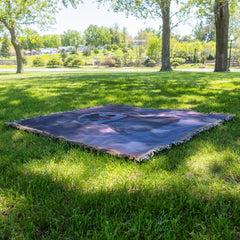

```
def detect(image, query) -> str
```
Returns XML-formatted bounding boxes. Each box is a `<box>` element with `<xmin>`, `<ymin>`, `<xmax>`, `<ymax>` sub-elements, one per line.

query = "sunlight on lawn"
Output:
<box><xmin>0</xmin><ymin>71</ymin><xmax>239</xmax><ymax>239</ymax></box>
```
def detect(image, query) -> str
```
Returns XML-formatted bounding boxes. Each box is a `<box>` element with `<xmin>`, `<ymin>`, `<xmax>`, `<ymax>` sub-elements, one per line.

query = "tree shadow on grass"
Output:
<box><xmin>1</xmin><ymin>143</ymin><xmax>240</xmax><ymax>239</ymax></box>
<box><xmin>1</xmin><ymin>71</ymin><xmax>239</xmax><ymax>169</ymax></box>
<box><xmin>0</xmin><ymin>71</ymin><xmax>240</xmax><ymax>239</ymax></box>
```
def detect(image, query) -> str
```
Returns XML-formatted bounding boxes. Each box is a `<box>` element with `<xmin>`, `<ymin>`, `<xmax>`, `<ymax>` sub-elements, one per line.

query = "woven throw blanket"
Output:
<box><xmin>5</xmin><ymin>104</ymin><xmax>235</xmax><ymax>162</ymax></box>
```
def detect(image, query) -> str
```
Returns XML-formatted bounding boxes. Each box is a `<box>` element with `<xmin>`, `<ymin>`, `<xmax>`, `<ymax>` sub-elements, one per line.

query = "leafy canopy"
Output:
<box><xmin>0</xmin><ymin>0</ymin><xmax>60</xmax><ymax>31</ymax></box>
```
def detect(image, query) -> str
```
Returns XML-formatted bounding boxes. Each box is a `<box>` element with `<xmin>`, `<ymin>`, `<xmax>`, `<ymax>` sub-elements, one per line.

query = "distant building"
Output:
<box><xmin>132</xmin><ymin>40</ymin><xmax>147</xmax><ymax>47</ymax></box>
<box><xmin>39</xmin><ymin>48</ymin><xmax>58</xmax><ymax>54</ymax></box>
<box><xmin>24</xmin><ymin>50</ymin><xmax>41</xmax><ymax>55</ymax></box>
<box><xmin>58</xmin><ymin>46</ymin><xmax>75</xmax><ymax>53</ymax></box>
<box><xmin>78</xmin><ymin>45</ymin><xmax>89</xmax><ymax>52</ymax></box>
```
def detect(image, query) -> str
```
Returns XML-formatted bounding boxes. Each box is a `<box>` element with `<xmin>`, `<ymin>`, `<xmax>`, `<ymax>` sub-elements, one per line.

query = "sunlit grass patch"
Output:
<box><xmin>0</xmin><ymin>71</ymin><xmax>239</xmax><ymax>239</ymax></box>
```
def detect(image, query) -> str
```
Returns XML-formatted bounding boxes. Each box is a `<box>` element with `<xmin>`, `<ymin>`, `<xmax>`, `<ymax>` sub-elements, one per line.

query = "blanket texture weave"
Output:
<box><xmin>5</xmin><ymin>104</ymin><xmax>235</xmax><ymax>161</ymax></box>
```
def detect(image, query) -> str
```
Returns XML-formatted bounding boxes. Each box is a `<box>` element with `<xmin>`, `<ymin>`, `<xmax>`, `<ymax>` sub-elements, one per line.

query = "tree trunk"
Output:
<box><xmin>214</xmin><ymin>0</ymin><xmax>229</xmax><ymax>72</ymax></box>
<box><xmin>160</xmin><ymin>0</ymin><xmax>172</xmax><ymax>71</ymax></box>
<box><xmin>9</xmin><ymin>27</ymin><xmax>24</xmax><ymax>73</ymax></box>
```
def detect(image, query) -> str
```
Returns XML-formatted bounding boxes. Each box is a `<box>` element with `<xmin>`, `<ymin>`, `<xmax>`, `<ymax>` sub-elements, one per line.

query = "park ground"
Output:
<box><xmin>0</xmin><ymin>71</ymin><xmax>240</xmax><ymax>239</ymax></box>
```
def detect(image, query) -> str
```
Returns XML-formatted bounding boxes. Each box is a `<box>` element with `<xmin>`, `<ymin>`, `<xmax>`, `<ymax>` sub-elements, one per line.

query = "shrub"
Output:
<box><xmin>60</xmin><ymin>49</ymin><xmax>68</xmax><ymax>60</ymax></box>
<box><xmin>114</xmin><ymin>49</ymin><xmax>124</xmax><ymax>55</ymax></box>
<box><xmin>123</xmin><ymin>53</ymin><xmax>130</xmax><ymax>67</ymax></box>
<box><xmin>47</xmin><ymin>57</ymin><xmax>62</xmax><ymax>68</ymax></box>
<box><xmin>170</xmin><ymin>58</ymin><xmax>185</xmax><ymax>65</ymax></box>
<box><xmin>22</xmin><ymin>56</ymin><xmax>28</xmax><ymax>65</ymax></box>
<box><xmin>103</xmin><ymin>49</ymin><xmax>108</xmax><ymax>55</ymax></box>
<box><xmin>112</xmin><ymin>44</ymin><xmax>119</xmax><ymax>51</ymax></box>
<box><xmin>200</xmin><ymin>56</ymin><xmax>207</xmax><ymax>64</ymax></box>
<box><xmin>171</xmin><ymin>62</ymin><xmax>180</xmax><ymax>68</ymax></box>
<box><xmin>112</xmin><ymin>55</ymin><xmax>123</xmax><ymax>67</ymax></box>
<box><xmin>94</xmin><ymin>48</ymin><xmax>99</xmax><ymax>54</ymax></box>
<box><xmin>133</xmin><ymin>58</ymin><xmax>143</xmax><ymax>67</ymax></box>
<box><xmin>129</xmin><ymin>43</ymin><xmax>134</xmax><ymax>50</ymax></box>
<box><xmin>33</xmin><ymin>56</ymin><xmax>45</xmax><ymax>67</ymax></box>
<box><xmin>94</xmin><ymin>58</ymin><xmax>101</xmax><ymax>66</ymax></box>
<box><xmin>70</xmin><ymin>48</ymin><xmax>78</xmax><ymax>55</ymax></box>
<box><xmin>64</xmin><ymin>56</ymin><xmax>75</xmax><ymax>66</ymax></box>
<box><xmin>82</xmin><ymin>49</ymin><xmax>91</xmax><ymax>57</ymax></box>
<box><xmin>106</xmin><ymin>45</ymin><xmax>112</xmax><ymax>51</ymax></box>
<box><xmin>144</xmin><ymin>58</ymin><xmax>156</xmax><ymax>67</ymax></box>
<box><xmin>71</xmin><ymin>57</ymin><xmax>83</xmax><ymax>67</ymax></box>
<box><xmin>122</xmin><ymin>47</ymin><xmax>128</xmax><ymax>53</ymax></box>
<box><xmin>102</xmin><ymin>57</ymin><xmax>116</xmax><ymax>67</ymax></box>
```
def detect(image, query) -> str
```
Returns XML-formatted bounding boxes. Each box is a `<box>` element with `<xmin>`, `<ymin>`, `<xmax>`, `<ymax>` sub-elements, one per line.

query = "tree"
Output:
<box><xmin>96</xmin><ymin>0</ymin><xmax>177</xmax><ymax>71</ymax></box>
<box><xmin>214</xmin><ymin>0</ymin><xmax>229</xmax><ymax>71</ymax></box>
<box><xmin>84</xmin><ymin>25</ymin><xmax>111</xmax><ymax>47</ymax></box>
<box><xmin>0</xmin><ymin>0</ymin><xmax>82</xmax><ymax>73</ymax></box>
<box><xmin>109</xmin><ymin>24</ymin><xmax>121</xmax><ymax>45</ymax></box>
<box><xmin>159</xmin><ymin>0</ymin><xmax>172</xmax><ymax>71</ymax></box>
<box><xmin>134</xmin><ymin>28</ymin><xmax>154</xmax><ymax>44</ymax></box>
<box><xmin>40</xmin><ymin>34</ymin><xmax>61</xmax><ymax>48</ymax></box>
<box><xmin>146</xmin><ymin>36</ymin><xmax>162</xmax><ymax>63</ymax></box>
<box><xmin>0</xmin><ymin>0</ymin><xmax>60</xmax><ymax>73</ymax></box>
<box><xmin>229</xmin><ymin>5</ymin><xmax>240</xmax><ymax>40</ymax></box>
<box><xmin>61</xmin><ymin>30</ymin><xmax>83</xmax><ymax>49</ymax></box>
<box><xmin>121</xmin><ymin>27</ymin><xmax>129</xmax><ymax>44</ymax></box>
<box><xmin>188</xmin><ymin>0</ymin><xmax>239</xmax><ymax>72</ymax></box>
<box><xmin>193</xmin><ymin>21</ymin><xmax>215</xmax><ymax>42</ymax></box>
<box><xmin>20</xmin><ymin>29</ymin><xmax>42</xmax><ymax>51</ymax></box>
<box><xmin>1</xmin><ymin>36</ymin><xmax>11</xmax><ymax>59</ymax></box>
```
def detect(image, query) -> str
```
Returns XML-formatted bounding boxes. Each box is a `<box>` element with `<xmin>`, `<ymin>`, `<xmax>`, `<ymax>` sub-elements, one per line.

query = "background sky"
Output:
<box><xmin>41</xmin><ymin>1</ymin><xmax>195</xmax><ymax>37</ymax></box>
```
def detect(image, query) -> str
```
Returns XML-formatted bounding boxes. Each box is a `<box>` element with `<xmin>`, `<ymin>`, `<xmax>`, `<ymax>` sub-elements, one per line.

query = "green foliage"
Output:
<box><xmin>84</xmin><ymin>25</ymin><xmax>111</xmax><ymax>47</ymax></box>
<box><xmin>40</xmin><ymin>34</ymin><xmax>61</xmax><ymax>48</ymax></box>
<box><xmin>64</xmin><ymin>55</ymin><xmax>76</xmax><ymax>66</ymax></box>
<box><xmin>70</xmin><ymin>48</ymin><xmax>78</xmax><ymax>55</ymax></box>
<box><xmin>60</xmin><ymin>49</ymin><xmax>68</xmax><ymax>60</ymax></box>
<box><xmin>135</xmin><ymin>45</ymin><xmax>146</xmax><ymax>59</ymax></box>
<box><xmin>229</xmin><ymin>5</ymin><xmax>240</xmax><ymax>41</ymax></box>
<box><xmin>47</xmin><ymin>57</ymin><xmax>63</xmax><ymax>68</ymax></box>
<box><xmin>93</xmin><ymin>48</ymin><xmax>100</xmax><ymax>54</ymax></box>
<box><xmin>135</xmin><ymin>28</ymin><xmax>154</xmax><ymax>42</ymax></box>
<box><xmin>94</xmin><ymin>58</ymin><xmax>101</xmax><ymax>66</ymax></box>
<box><xmin>102</xmin><ymin>57</ymin><xmax>116</xmax><ymax>67</ymax></box>
<box><xmin>171</xmin><ymin>39</ymin><xmax>216</xmax><ymax>62</ymax></box>
<box><xmin>171</xmin><ymin>62</ymin><xmax>180</xmax><ymax>68</ymax></box>
<box><xmin>0</xmin><ymin>0</ymin><xmax>59</xmax><ymax>32</ymax></box>
<box><xmin>33</xmin><ymin>56</ymin><xmax>45</xmax><ymax>67</ymax></box>
<box><xmin>19</xmin><ymin>29</ymin><xmax>42</xmax><ymax>51</ymax></box>
<box><xmin>123</xmin><ymin>53</ymin><xmax>131</xmax><ymax>66</ymax></box>
<box><xmin>82</xmin><ymin>49</ymin><xmax>91</xmax><ymax>57</ymax></box>
<box><xmin>0</xmin><ymin>37</ymin><xmax>11</xmax><ymax>59</ymax></box>
<box><xmin>170</xmin><ymin>58</ymin><xmax>186</xmax><ymax>65</ymax></box>
<box><xmin>146</xmin><ymin>36</ymin><xmax>161</xmax><ymax>63</ymax></box>
<box><xmin>22</xmin><ymin>56</ymin><xmax>28</xmax><ymax>65</ymax></box>
<box><xmin>0</xmin><ymin>72</ymin><xmax>240</xmax><ymax>239</ymax></box>
<box><xmin>64</xmin><ymin>55</ymin><xmax>83</xmax><ymax>67</ymax></box>
<box><xmin>122</xmin><ymin>47</ymin><xmax>128</xmax><ymax>53</ymax></box>
<box><xmin>112</xmin><ymin>43</ymin><xmax>119</xmax><ymax>51</ymax></box>
<box><xmin>121</xmin><ymin>27</ymin><xmax>128</xmax><ymax>44</ymax></box>
<box><xmin>144</xmin><ymin>58</ymin><xmax>157</xmax><ymax>67</ymax></box>
<box><xmin>71</xmin><ymin>57</ymin><xmax>83</xmax><ymax>67</ymax></box>
<box><xmin>133</xmin><ymin>58</ymin><xmax>144</xmax><ymax>67</ymax></box>
<box><xmin>103</xmin><ymin>49</ymin><xmax>108</xmax><ymax>55</ymax></box>
<box><xmin>193</xmin><ymin>49</ymin><xmax>199</xmax><ymax>63</ymax></box>
<box><xmin>112</xmin><ymin>55</ymin><xmax>124</xmax><ymax>67</ymax></box>
<box><xmin>106</xmin><ymin>44</ymin><xmax>112</xmax><ymax>51</ymax></box>
<box><xmin>61</xmin><ymin>30</ymin><xmax>83</xmax><ymax>49</ymax></box>
<box><xmin>114</xmin><ymin>49</ymin><xmax>124</xmax><ymax>55</ymax></box>
<box><xmin>109</xmin><ymin>24</ymin><xmax>121</xmax><ymax>45</ymax></box>
<box><xmin>193</xmin><ymin>21</ymin><xmax>215</xmax><ymax>42</ymax></box>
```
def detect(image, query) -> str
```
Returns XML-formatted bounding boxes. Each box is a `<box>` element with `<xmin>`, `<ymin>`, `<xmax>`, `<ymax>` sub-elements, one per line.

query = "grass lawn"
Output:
<box><xmin>0</xmin><ymin>71</ymin><xmax>239</xmax><ymax>239</ymax></box>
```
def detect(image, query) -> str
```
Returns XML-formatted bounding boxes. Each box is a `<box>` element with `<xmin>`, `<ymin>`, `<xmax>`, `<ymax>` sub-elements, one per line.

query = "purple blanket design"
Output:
<box><xmin>5</xmin><ymin>104</ymin><xmax>235</xmax><ymax>162</ymax></box>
